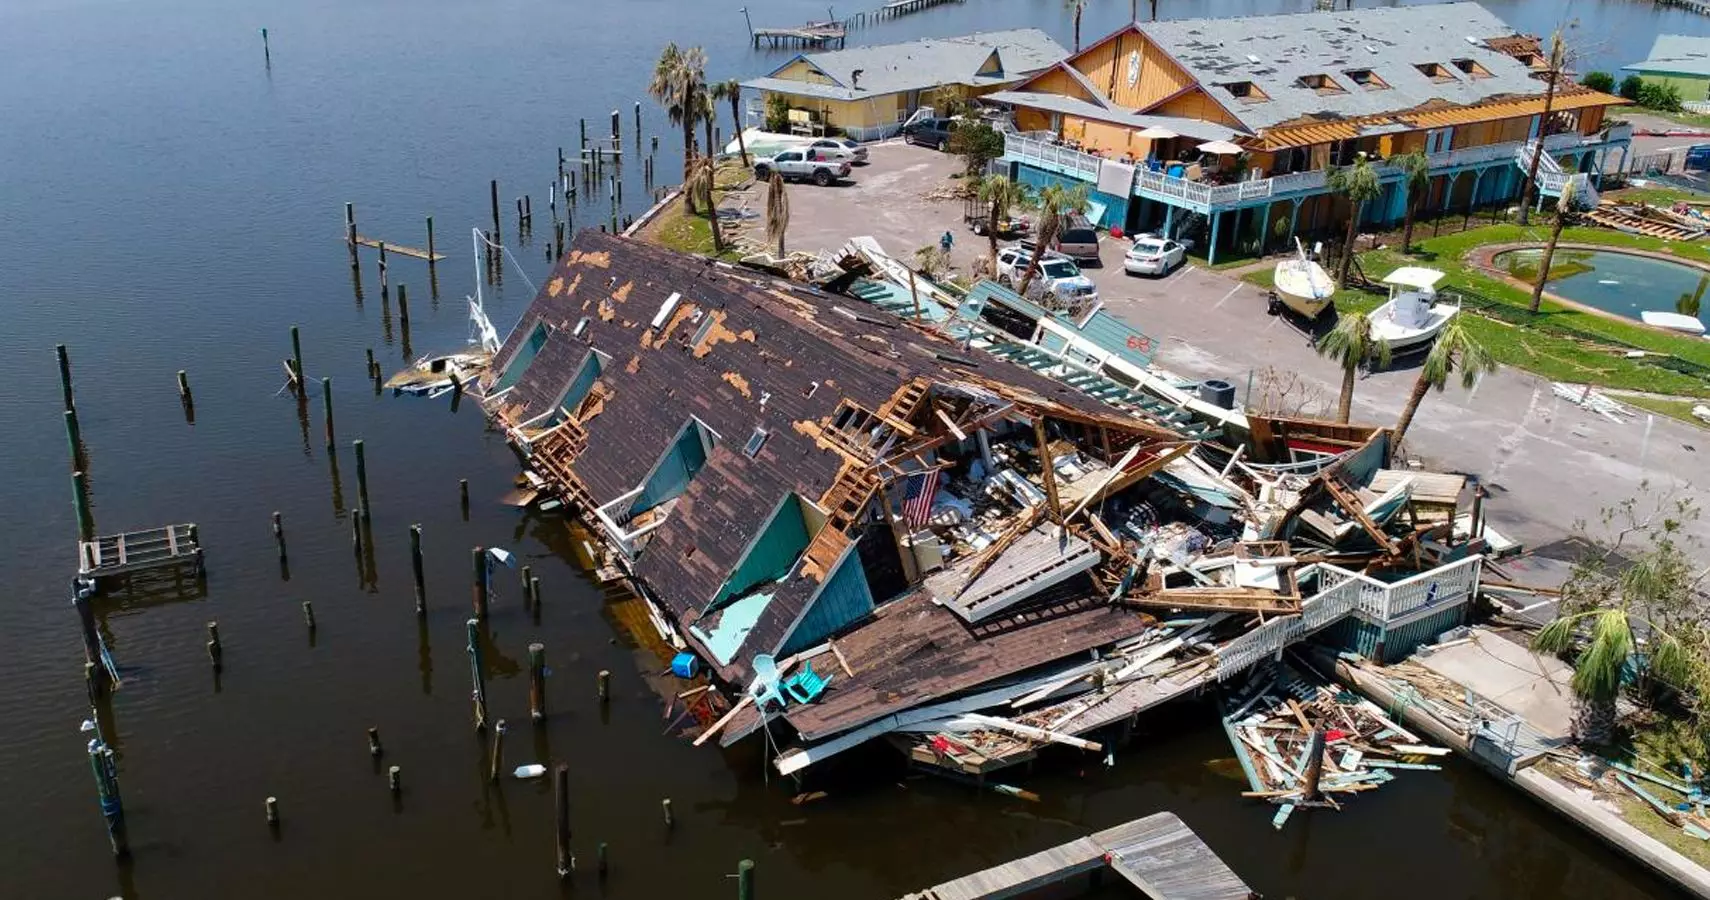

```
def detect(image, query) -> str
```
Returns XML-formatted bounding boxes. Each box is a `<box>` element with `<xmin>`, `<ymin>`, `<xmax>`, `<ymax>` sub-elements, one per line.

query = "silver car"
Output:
<box><xmin>808</xmin><ymin>137</ymin><xmax>867</xmax><ymax>164</ymax></box>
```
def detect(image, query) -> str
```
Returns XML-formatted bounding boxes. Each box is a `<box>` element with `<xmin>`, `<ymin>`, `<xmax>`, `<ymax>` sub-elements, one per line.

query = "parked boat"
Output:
<box><xmin>1270</xmin><ymin>239</ymin><xmax>1334</xmax><ymax>319</ymax></box>
<box><xmin>1641</xmin><ymin>310</ymin><xmax>1707</xmax><ymax>336</ymax></box>
<box><xmin>1369</xmin><ymin>267</ymin><xmax>1459</xmax><ymax>351</ymax></box>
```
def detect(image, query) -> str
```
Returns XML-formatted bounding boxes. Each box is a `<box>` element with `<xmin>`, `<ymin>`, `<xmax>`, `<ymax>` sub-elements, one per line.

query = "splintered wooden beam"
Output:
<box><xmin>1322</xmin><ymin>476</ymin><xmax>1401</xmax><ymax>556</ymax></box>
<box><xmin>1128</xmin><ymin>588</ymin><xmax>1301</xmax><ymax>614</ymax></box>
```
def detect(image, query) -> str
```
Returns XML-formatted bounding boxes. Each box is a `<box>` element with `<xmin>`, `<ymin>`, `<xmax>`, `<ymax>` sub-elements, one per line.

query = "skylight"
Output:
<box><xmin>743</xmin><ymin>427</ymin><xmax>770</xmax><ymax>458</ymax></box>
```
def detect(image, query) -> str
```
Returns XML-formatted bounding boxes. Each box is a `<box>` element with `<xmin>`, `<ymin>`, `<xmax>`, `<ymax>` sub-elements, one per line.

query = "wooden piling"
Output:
<box><xmin>738</xmin><ymin>859</ymin><xmax>755</xmax><ymax>900</ymax></box>
<box><xmin>321</xmin><ymin>377</ymin><xmax>335</xmax><ymax>450</ymax></box>
<box><xmin>490</xmin><ymin>179</ymin><xmax>502</xmax><ymax>244</ymax></box>
<box><xmin>516</xmin><ymin>197</ymin><xmax>525</xmax><ymax>235</ymax></box>
<box><xmin>598</xmin><ymin>842</ymin><xmax>609</xmax><ymax>878</ymax></box>
<box><xmin>73</xmin><ymin>471</ymin><xmax>94</xmax><ymax>542</ymax></box>
<box><xmin>633</xmin><ymin>101</ymin><xmax>641</xmax><ymax>143</ymax></box>
<box><xmin>555</xmin><ymin>221</ymin><xmax>564</xmax><ymax>259</ymax></box>
<box><xmin>554</xmin><ymin>763</ymin><xmax>572</xmax><ymax>878</ymax></box>
<box><xmin>206</xmin><ymin>621</ymin><xmax>222</xmax><ymax>669</ymax></box>
<box><xmin>449</xmin><ymin>372</ymin><xmax>463</xmax><ymax>413</ymax></box>
<box><xmin>661</xmin><ymin>797</ymin><xmax>674</xmax><ymax>829</ymax></box>
<box><xmin>352</xmin><ymin>507</ymin><xmax>364</xmax><ymax>557</ymax></box>
<box><xmin>425</xmin><ymin>215</ymin><xmax>436</xmax><ymax>266</ymax></box>
<box><xmin>345</xmin><ymin>203</ymin><xmax>358</xmax><ymax>266</ymax></box>
<box><xmin>398</xmin><ymin>284</ymin><xmax>410</xmax><ymax>327</ymax></box>
<box><xmin>611</xmin><ymin>108</ymin><xmax>621</xmax><ymax>144</ymax></box>
<box><xmin>598</xmin><ymin>669</ymin><xmax>611</xmax><ymax>704</ymax></box>
<box><xmin>290</xmin><ymin>326</ymin><xmax>305</xmax><ymax>395</ymax></box>
<box><xmin>64</xmin><ymin>409</ymin><xmax>82</xmax><ymax>471</ymax></box>
<box><xmin>529</xmin><ymin>575</ymin><xmax>541</xmax><ymax>610</ymax></box>
<box><xmin>528</xmin><ymin>643</ymin><xmax>546</xmax><ymax>722</ymax></box>
<box><xmin>388</xmin><ymin>765</ymin><xmax>401</xmax><ymax>793</ymax></box>
<box><xmin>488</xmin><ymin>719</ymin><xmax>507</xmax><ymax>782</ymax></box>
<box><xmin>471</xmin><ymin>546</ymin><xmax>488</xmax><ymax>619</ymax></box>
<box><xmin>365</xmin><ymin>347</ymin><xmax>377</xmax><ymax>379</ymax></box>
<box><xmin>88</xmin><ymin>740</ymin><xmax>129</xmax><ymax>857</ymax></box>
<box><xmin>459</xmin><ymin>479</ymin><xmax>470</xmax><ymax>518</ymax></box>
<box><xmin>271</xmin><ymin>511</ymin><xmax>286</xmax><ymax>560</ymax></box>
<box><xmin>302</xmin><ymin>600</ymin><xmax>315</xmax><ymax>631</ymax></box>
<box><xmin>1302</xmin><ymin>727</ymin><xmax>1326</xmax><ymax>802</ymax></box>
<box><xmin>467</xmin><ymin>618</ymin><xmax>489</xmax><ymax>732</ymax></box>
<box><xmin>176</xmin><ymin>369</ymin><xmax>191</xmax><ymax>402</ymax></box>
<box><xmin>265</xmin><ymin>796</ymin><xmax>280</xmax><ymax>826</ymax></box>
<box><xmin>579</xmin><ymin>118</ymin><xmax>587</xmax><ymax>151</ymax></box>
<box><xmin>410</xmin><ymin>524</ymin><xmax>426</xmax><ymax>614</ymax></box>
<box><xmin>74</xmin><ymin>590</ymin><xmax>112</xmax><ymax>697</ymax></box>
<box><xmin>378</xmin><ymin>241</ymin><xmax>390</xmax><ymax>301</ymax></box>
<box><xmin>519</xmin><ymin>564</ymin><xmax>533</xmax><ymax>607</ymax></box>
<box><xmin>260</xmin><ymin>26</ymin><xmax>270</xmax><ymax>66</ymax></box>
<box><xmin>353</xmin><ymin>439</ymin><xmax>371</xmax><ymax>518</ymax></box>
<box><xmin>368</xmin><ymin>726</ymin><xmax>383</xmax><ymax>758</ymax></box>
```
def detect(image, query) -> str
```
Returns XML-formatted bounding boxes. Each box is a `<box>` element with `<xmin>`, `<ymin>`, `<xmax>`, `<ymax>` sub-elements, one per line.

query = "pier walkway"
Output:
<box><xmin>901</xmin><ymin>811</ymin><xmax>1252</xmax><ymax>900</ymax></box>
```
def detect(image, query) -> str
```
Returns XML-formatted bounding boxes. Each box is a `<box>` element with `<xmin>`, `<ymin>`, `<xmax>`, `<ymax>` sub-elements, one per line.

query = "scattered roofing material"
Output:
<box><xmin>1624</xmin><ymin>34</ymin><xmax>1710</xmax><ymax>78</ymax></box>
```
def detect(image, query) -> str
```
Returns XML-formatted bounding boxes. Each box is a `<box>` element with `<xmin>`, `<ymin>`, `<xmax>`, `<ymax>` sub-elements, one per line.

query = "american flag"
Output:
<box><xmin>902</xmin><ymin>467</ymin><xmax>941</xmax><ymax>530</ymax></box>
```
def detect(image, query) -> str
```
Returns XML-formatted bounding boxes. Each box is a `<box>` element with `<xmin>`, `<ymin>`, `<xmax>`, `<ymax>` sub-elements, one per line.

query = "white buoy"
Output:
<box><xmin>513</xmin><ymin>764</ymin><xmax>547</xmax><ymax>779</ymax></box>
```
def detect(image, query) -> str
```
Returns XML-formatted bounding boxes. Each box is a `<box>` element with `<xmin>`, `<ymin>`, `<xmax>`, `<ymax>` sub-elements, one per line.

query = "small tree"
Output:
<box><xmin>976</xmin><ymin>175</ymin><xmax>1032</xmax><ymax>261</ymax></box>
<box><xmin>1580</xmin><ymin>71</ymin><xmax>1615</xmax><ymax>93</ymax></box>
<box><xmin>1533</xmin><ymin>493</ymin><xmax>1709</xmax><ymax>748</ymax></box>
<box><xmin>949</xmin><ymin>121</ymin><xmax>1006</xmax><ymax>177</ymax></box>
<box><xmin>1326</xmin><ymin>155</ymin><xmax>1381</xmax><ymax>289</ymax></box>
<box><xmin>686</xmin><ymin>155</ymin><xmax>724</xmax><ymax>254</ymax></box>
<box><xmin>1619</xmin><ymin>74</ymin><xmax>1644</xmax><ymax>101</ymax></box>
<box><xmin>1317</xmin><ymin>311</ymin><xmax>1390</xmax><ymax>423</ymax></box>
<box><xmin>1530</xmin><ymin>178</ymin><xmax>1580</xmax><ymax>313</ymax></box>
<box><xmin>1392</xmin><ymin>317</ymin><xmax>1497</xmax><ymax>443</ymax></box>
<box><xmin>711</xmin><ymin>79</ymin><xmax>748</xmax><ymax>167</ymax></box>
<box><xmin>765</xmin><ymin>170</ymin><xmax>789</xmax><ymax>257</ymax></box>
<box><xmin>1393</xmin><ymin>151</ymin><xmax>1431</xmax><ymax>254</ymax></box>
<box><xmin>764</xmin><ymin>93</ymin><xmax>790</xmax><ymax>133</ymax></box>
<box><xmin>1639</xmin><ymin>81</ymin><xmax>1684</xmax><ymax>112</ymax></box>
<box><xmin>1018</xmin><ymin>182</ymin><xmax>1089</xmax><ymax>296</ymax></box>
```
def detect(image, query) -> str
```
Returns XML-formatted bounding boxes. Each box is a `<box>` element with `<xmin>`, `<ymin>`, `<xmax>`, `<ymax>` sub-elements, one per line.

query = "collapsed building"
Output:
<box><xmin>479</xmin><ymin>230</ymin><xmax>1494</xmax><ymax>782</ymax></box>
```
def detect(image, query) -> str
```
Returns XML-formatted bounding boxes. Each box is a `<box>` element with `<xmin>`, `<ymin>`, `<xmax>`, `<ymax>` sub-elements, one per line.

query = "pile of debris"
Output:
<box><xmin>1561</xmin><ymin>755</ymin><xmax>1710</xmax><ymax>842</ymax></box>
<box><xmin>1223</xmin><ymin>662</ymin><xmax>1450</xmax><ymax>828</ymax></box>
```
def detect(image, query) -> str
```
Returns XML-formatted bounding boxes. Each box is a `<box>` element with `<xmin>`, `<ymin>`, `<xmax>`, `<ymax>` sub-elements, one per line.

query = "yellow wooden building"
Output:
<box><xmin>985</xmin><ymin>2</ymin><xmax>1632</xmax><ymax>262</ymax></box>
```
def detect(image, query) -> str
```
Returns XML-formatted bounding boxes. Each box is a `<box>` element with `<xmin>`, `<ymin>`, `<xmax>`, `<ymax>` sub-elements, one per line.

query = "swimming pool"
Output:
<box><xmin>1493</xmin><ymin>248</ymin><xmax>1710</xmax><ymax>330</ymax></box>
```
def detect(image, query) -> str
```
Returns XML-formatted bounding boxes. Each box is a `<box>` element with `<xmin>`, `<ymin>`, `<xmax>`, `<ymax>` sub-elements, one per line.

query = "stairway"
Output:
<box><xmin>1516</xmin><ymin>140</ymin><xmax>1598</xmax><ymax>209</ymax></box>
<box><xmin>528</xmin><ymin>421</ymin><xmax>598</xmax><ymax>514</ymax></box>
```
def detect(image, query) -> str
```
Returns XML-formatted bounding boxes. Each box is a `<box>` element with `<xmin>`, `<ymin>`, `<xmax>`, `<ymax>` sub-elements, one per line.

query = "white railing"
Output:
<box><xmin>1214</xmin><ymin>576</ymin><xmax>1361</xmax><ymax>680</ymax></box>
<box><xmin>1003</xmin><ymin>125</ymin><xmax>1631</xmax><ymax>212</ymax></box>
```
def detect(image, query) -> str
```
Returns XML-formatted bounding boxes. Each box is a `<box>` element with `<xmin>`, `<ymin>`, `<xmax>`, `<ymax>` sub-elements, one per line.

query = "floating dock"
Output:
<box><xmin>901</xmin><ymin>811</ymin><xmax>1252</xmax><ymax>900</ymax></box>
<box><xmin>78</xmin><ymin>524</ymin><xmax>203</xmax><ymax>581</ymax></box>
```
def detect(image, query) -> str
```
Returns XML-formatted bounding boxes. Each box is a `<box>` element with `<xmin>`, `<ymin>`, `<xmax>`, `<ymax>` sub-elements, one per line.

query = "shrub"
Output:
<box><xmin>764</xmin><ymin>93</ymin><xmax>790</xmax><ymax>133</ymax></box>
<box><xmin>1619</xmin><ymin>74</ymin><xmax>1644</xmax><ymax>101</ymax></box>
<box><xmin>1638</xmin><ymin>80</ymin><xmax>1684</xmax><ymax>113</ymax></box>
<box><xmin>948</xmin><ymin>121</ymin><xmax>1005</xmax><ymax>176</ymax></box>
<box><xmin>1580</xmin><ymin>71</ymin><xmax>1615</xmax><ymax>93</ymax></box>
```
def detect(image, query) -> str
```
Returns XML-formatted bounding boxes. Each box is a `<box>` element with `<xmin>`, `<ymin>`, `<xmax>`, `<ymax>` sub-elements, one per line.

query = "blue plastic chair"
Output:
<box><xmin>783</xmin><ymin>661</ymin><xmax>833</xmax><ymax>704</ymax></box>
<box><xmin>748</xmin><ymin>653</ymin><xmax>787</xmax><ymax>712</ymax></box>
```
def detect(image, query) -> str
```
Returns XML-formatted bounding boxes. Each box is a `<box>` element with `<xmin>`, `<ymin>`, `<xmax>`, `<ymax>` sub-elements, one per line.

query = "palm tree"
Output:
<box><xmin>765</xmin><ymin>170</ymin><xmax>789</xmax><ymax>257</ymax></box>
<box><xmin>649</xmin><ymin>43</ymin><xmax>708</xmax><ymax>184</ymax></box>
<box><xmin>1518</xmin><ymin>30</ymin><xmax>1567</xmax><ymax>226</ymax></box>
<box><xmin>1529</xmin><ymin>178</ymin><xmax>1580</xmax><ymax>313</ymax></box>
<box><xmin>1018</xmin><ymin>182</ymin><xmax>1089</xmax><ymax>296</ymax></box>
<box><xmin>687</xmin><ymin>155</ymin><xmax>724</xmax><ymax>255</ymax></box>
<box><xmin>1533</xmin><ymin>595</ymin><xmax>1694</xmax><ymax>747</ymax></box>
<box><xmin>976</xmin><ymin>175</ymin><xmax>1032</xmax><ymax>262</ymax></box>
<box><xmin>711</xmin><ymin>79</ymin><xmax>748</xmax><ymax>167</ymax></box>
<box><xmin>1327</xmin><ymin>155</ymin><xmax>1382</xmax><ymax>289</ymax></box>
<box><xmin>1394</xmin><ymin>151</ymin><xmax>1430</xmax><ymax>254</ymax></box>
<box><xmin>1150</xmin><ymin>0</ymin><xmax>1159</xmax><ymax>20</ymax></box>
<box><xmin>1391</xmin><ymin>318</ymin><xmax>1498</xmax><ymax>443</ymax></box>
<box><xmin>1317</xmin><ymin>311</ymin><xmax>1390</xmax><ymax>423</ymax></box>
<box><xmin>1065</xmin><ymin>0</ymin><xmax>1084</xmax><ymax>52</ymax></box>
<box><xmin>700</xmin><ymin>90</ymin><xmax>719</xmax><ymax>172</ymax></box>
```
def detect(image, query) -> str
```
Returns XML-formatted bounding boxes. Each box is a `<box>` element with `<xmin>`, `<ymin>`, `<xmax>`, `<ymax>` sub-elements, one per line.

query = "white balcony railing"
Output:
<box><xmin>1003</xmin><ymin>125</ymin><xmax>1631</xmax><ymax>212</ymax></box>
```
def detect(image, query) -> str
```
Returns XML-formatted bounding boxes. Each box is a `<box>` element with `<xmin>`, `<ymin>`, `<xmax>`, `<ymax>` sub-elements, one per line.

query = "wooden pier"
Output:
<box><xmin>880</xmin><ymin>0</ymin><xmax>959</xmax><ymax>17</ymax></box>
<box><xmin>752</xmin><ymin>22</ymin><xmax>846</xmax><ymax>48</ymax></box>
<box><xmin>901</xmin><ymin>812</ymin><xmax>1252</xmax><ymax>900</ymax></box>
<box><xmin>352</xmin><ymin>235</ymin><xmax>446</xmax><ymax>262</ymax></box>
<box><xmin>79</xmin><ymin>524</ymin><xmax>203</xmax><ymax>581</ymax></box>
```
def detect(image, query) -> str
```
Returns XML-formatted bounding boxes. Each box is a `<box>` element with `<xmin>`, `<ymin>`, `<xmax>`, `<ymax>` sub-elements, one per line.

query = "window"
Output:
<box><xmin>1295</xmin><ymin>73</ymin><xmax>1345</xmax><ymax>95</ymax></box>
<box><xmin>743</xmin><ymin>427</ymin><xmax>771</xmax><ymax>458</ymax></box>
<box><xmin>1452</xmin><ymin>58</ymin><xmax>1491</xmax><ymax>78</ymax></box>
<box><xmin>1217</xmin><ymin>81</ymin><xmax>1270</xmax><ymax>103</ymax></box>
<box><xmin>1345</xmin><ymin>69</ymin><xmax>1389</xmax><ymax>90</ymax></box>
<box><xmin>1414</xmin><ymin>63</ymin><xmax>1456</xmax><ymax>83</ymax></box>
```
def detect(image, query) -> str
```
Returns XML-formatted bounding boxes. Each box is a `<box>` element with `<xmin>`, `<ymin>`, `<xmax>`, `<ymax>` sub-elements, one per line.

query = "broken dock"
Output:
<box><xmin>352</xmin><ymin>235</ymin><xmax>446</xmax><ymax>262</ymax></box>
<box><xmin>78</xmin><ymin>524</ymin><xmax>203</xmax><ymax>584</ymax></box>
<box><xmin>900</xmin><ymin>811</ymin><xmax>1252</xmax><ymax>900</ymax></box>
<box><xmin>752</xmin><ymin>22</ymin><xmax>847</xmax><ymax>48</ymax></box>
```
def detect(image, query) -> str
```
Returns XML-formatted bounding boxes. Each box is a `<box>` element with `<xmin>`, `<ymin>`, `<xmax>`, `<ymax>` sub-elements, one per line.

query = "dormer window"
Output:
<box><xmin>1219</xmin><ymin>80</ymin><xmax>1270</xmax><ymax>104</ymax></box>
<box><xmin>1452</xmin><ymin>58</ymin><xmax>1492</xmax><ymax>78</ymax></box>
<box><xmin>1345</xmin><ymin>69</ymin><xmax>1389</xmax><ymax>91</ymax></box>
<box><xmin>1296</xmin><ymin>73</ymin><xmax>1346</xmax><ymax>95</ymax></box>
<box><xmin>1414</xmin><ymin>62</ymin><xmax>1456</xmax><ymax>83</ymax></box>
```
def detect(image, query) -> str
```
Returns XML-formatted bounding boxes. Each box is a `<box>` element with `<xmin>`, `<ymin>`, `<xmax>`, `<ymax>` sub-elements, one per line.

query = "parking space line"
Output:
<box><xmin>1212</xmin><ymin>284</ymin><xmax>1243</xmax><ymax>309</ymax></box>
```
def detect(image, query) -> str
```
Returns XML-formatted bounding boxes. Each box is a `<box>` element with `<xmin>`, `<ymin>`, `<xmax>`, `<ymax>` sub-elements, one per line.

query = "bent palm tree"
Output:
<box><xmin>1018</xmin><ymin>182</ymin><xmax>1088</xmax><ymax>296</ymax></box>
<box><xmin>765</xmin><ymin>170</ymin><xmax>789</xmax><ymax>257</ymax></box>
<box><xmin>711</xmin><ymin>79</ymin><xmax>748</xmax><ymax>167</ymax></box>
<box><xmin>1518</xmin><ymin>30</ymin><xmax>1566</xmax><ymax>226</ymax></box>
<box><xmin>1534</xmin><ymin>601</ymin><xmax>1693</xmax><ymax>747</ymax></box>
<box><xmin>1327</xmin><ymin>155</ymin><xmax>1381</xmax><ymax>289</ymax></box>
<box><xmin>1392</xmin><ymin>318</ymin><xmax>1498</xmax><ymax>443</ymax></box>
<box><xmin>686</xmin><ymin>155</ymin><xmax>723</xmax><ymax>255</ymax></box>
<box><xmin>976</xmin><ymin>175</ymin><xmax>1031</xmax><ymax>262</ymax></box>
<box><xmin>1529</xmin><ymin>179</ymin><xmax>1580</xmax><ymax>313</ymax></box>
<box><xmin>1317</xmin><ymin>311</ymin><xmax>1390</xmax><ymax>423</ymax></box>
<box><xmin>1394</xmin><ymin>151</ymin><xmax>1430</xmax><ymax>254</ymax></box>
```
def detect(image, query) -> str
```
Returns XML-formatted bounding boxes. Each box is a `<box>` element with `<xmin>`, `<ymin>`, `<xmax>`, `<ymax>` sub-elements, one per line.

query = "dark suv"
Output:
<box><xmin>904</xmin><ymin>117</ymin><xmax>955</xmax><ymax>151</ymax></box>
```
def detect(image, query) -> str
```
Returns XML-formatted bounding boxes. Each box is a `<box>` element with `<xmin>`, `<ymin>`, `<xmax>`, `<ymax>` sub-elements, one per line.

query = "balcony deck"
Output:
<box><xmin>1003</xmin><ymin>124</ymin><xmax>1632</xmax><ymax>215</ymax></box>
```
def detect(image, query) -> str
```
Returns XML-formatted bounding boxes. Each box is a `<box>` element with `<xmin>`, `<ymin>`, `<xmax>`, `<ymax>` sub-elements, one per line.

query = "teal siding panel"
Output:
<box><xmin>780</xmin><ymin>551</ymin><xmax>875</xmax><ymax>657</ymax></box>
<box><xmin>546</xmin><ymin>351</ymin><xmax>602</xmax><ymax>425</ymax></box>
<box><xmin>630</xmin><ymin>421</ymin><xmax>709</xmax><ymax>515</ymax></box>
<box><xmin>1322</xmin><ymin>604</ymin><xmax>1469</xmax><ymax>663</ymax></box>
<box><xmin>493</xmin><ymin>322</ymin><xmax>551</xmax><ymax>392</ymax></box>
<box><xmin>710</xmin><ymin>495</ymin><xmax>810</xmax><ymax>610</ymax></box>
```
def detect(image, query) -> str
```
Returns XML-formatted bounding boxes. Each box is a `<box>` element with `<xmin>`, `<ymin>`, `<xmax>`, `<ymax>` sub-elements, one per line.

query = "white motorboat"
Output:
<box><xmin>1271</xmin><ymin>239</ymin><xmax>1334</xmax><ymax>319</ymax></box>
<box><xmin>1369</xmin><ymin>266</ymin><xmax>1459</xmax><ymax>351</ymax></box>
<box><xmin>1640</xmin><ymin>310</ymin><xmax>1707</xmax><ymax>336</ymax></box>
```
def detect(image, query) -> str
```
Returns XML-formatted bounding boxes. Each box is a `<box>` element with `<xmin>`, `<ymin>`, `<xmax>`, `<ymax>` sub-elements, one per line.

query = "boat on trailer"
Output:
<box><xmin>1270</xmin><ymin>239</ymin><xmax>1335</xmax><ymax>319</ymax></box>
<box><xmin>1369</xmin><ymin>266</ymin><xmax>1459</xmax><ymax>352</ymax></box>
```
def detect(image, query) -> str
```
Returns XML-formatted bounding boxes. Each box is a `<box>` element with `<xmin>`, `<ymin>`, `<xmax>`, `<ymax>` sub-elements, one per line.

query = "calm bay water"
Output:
<box><xmin>0</xmin><ymin>1</ymin><xmax>1702</xmax><ymax>898</ymax></box>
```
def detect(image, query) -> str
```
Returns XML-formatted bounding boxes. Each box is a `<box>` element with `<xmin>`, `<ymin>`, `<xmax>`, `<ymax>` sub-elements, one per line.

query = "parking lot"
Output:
<box><xmin>780</xmin><ymin>140</ymin><xmax>1708</xmax><ymax>548</ymax></box>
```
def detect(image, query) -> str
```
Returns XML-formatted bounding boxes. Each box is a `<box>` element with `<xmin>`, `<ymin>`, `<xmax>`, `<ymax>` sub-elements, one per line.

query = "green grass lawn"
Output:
<box><xmin>641</xmin><ymin>161</ymin><xmax>750</xmax><ymax>259</ymax></box>
<box><xmin>1606</xmin><ymin>185</ymin><xmax>1710</xmax><ymax>207</ymax></box>
<box><xmin>1619</xmin><ymin>393</ymin><xmax>1710</xmax><ymax>429</ymax></box>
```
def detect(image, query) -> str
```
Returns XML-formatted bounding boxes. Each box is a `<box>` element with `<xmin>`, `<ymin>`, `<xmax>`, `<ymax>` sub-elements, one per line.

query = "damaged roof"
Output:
<box><xmin>488</xmin><ymin>230</ymin><xmax>1160</xmax><ymax>680</ymax></box>
<box><xmin>745</xmin><ymin>28</ymin><xmax>1067</xmax><ymax>100</ymax></box>
<box><xmin>1138</xmin><ymin>2</ymin><xmax>1559</xmax><ymax>131</ymax></box>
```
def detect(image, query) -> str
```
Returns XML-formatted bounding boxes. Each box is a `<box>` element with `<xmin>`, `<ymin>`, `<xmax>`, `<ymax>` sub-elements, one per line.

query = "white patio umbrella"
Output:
<box><xmin>1136</xmin><ymin>125</ymin><xmax>1179</xmax><ymax>139</ymax></box>
<box><xmin>1196</xmin><ymin>139</ymin><xmax>1245</xmax><ymax>155</ymax></box>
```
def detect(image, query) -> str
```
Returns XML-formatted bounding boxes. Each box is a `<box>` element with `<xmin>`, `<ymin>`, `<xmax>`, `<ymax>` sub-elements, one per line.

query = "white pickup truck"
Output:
<box><xmin>752</xmin><ymin>149</ymin><xmax>852</xmax><ymax>186</ymax></box>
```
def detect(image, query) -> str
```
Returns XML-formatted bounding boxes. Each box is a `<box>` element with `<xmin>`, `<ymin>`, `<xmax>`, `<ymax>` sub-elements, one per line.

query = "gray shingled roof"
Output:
<box><xmin>1138</xmin><ymin>1</ymin><xmax>1545</xmax><ymax>131</ymax></box>
<box><xmin>1624</xmin><ymin>34</ymin><xmax>1710</xmax><ymax>78</ymax></box>
<box><xmin>983</xmin><ymin>89</ymin><xmax>1242</xmax><ymax>141</ymax></box>
<box><xmin>743</xmin><ymin>28</ymin><xmax>1067</xmax><ymax>100</ymax></box>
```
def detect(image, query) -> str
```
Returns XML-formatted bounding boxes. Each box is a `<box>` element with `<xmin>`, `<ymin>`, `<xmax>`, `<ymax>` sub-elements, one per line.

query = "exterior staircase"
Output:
<box><xmin>1516</xmin><ymin>140</ymin><xmax>1598</xmax><ymax>210</ymax></box>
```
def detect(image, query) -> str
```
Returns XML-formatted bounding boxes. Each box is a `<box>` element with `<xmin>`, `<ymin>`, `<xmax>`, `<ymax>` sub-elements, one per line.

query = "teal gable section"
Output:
<box><xmin>709</xmin><ymin>494</ymin><xmax>811</xmax><ymax>611</ymax></box>
<box><xmin>548</xmin><ymin>351</ymin><xmax>602</xmax><ymax>424</ymax></box>
<box><xmin>779</xmin><ymin>548</ymin><xmax>874</xmax><ymax>657</ymax></box>
<box><xmin>493</xmin><ymin>321</ymin><xmax>550</xmax><ymax>392</ymax></box>
<box><xmin>630</xmin><ymin>419</ymin><xmax>710</xmax><ymax>515</ymax></box>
